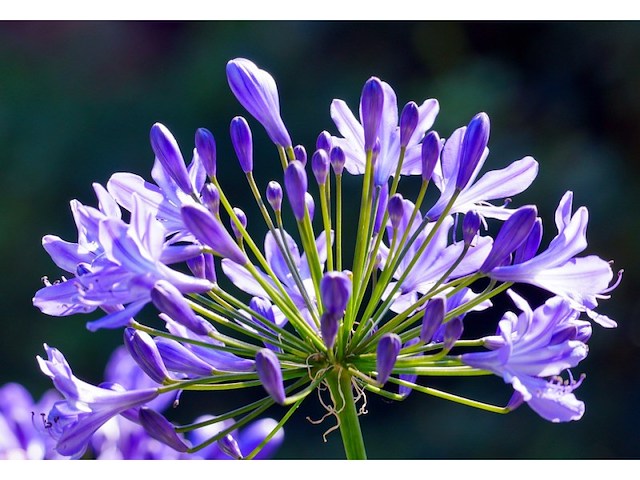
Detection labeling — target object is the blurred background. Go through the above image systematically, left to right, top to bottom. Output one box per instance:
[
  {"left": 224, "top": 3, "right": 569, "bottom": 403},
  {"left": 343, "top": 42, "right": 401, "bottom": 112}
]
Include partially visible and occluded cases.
[{"left": 0, "top": 21, "right": 638, "bottom": 459}]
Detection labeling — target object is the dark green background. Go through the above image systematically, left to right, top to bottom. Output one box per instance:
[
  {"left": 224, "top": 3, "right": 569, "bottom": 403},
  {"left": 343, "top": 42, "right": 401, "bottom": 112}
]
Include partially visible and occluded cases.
[{"left": 0, "top": 21, "right": 638, "bottom": 458}]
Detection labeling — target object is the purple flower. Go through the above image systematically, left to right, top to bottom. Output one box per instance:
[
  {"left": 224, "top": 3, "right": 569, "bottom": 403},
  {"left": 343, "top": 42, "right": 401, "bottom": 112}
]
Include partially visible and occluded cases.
[
  {"left": 226, "top": 58, "right": 292, "bottom": 148},
  {"left": 330, "top": 79, "right": 439, "bottom": 185},
  {"left": 230, "top": 116, "right": 253, "bottom": 174},
  {"left": 427, "top": 124, "right": 539, "bottom": 221},
  {"left": 195, "top": 127, "right": 217, "bottom": 178},
  {"left": 284, "top": 160, "right": 308, "bottom": 221},
  {"left": 488, "top": 192, "right": 619, "bottom": 327},
  {"left": 34, "top": 194, "right": 213, "bottom": 331},
  {"left": 320, "top": 271, "right": 352, "bottom": 317},
  {"left": 462, "top": 291, "right": 591, "bottom": 422},
  {"left": 37, "top": 344, "right": 159, "bottom": 458},
  {"left": 0, "top": 383, "right": 61, "bottom": 459}
]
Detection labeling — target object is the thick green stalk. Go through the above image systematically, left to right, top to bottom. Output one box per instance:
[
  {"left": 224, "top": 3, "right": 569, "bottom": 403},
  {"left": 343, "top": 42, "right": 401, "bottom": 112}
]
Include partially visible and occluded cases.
[{"left": 324, "top": 368, "right": 367, "bottom": 460}]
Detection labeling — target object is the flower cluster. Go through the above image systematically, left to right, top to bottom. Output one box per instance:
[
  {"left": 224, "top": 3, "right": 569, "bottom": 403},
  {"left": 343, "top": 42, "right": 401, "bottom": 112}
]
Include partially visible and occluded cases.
[{"left": 33, "top": 58, "right": 621, "bottom": 459}]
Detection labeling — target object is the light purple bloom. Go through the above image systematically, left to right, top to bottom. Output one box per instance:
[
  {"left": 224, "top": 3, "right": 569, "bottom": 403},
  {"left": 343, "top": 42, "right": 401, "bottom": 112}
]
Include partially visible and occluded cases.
[
  {"left": 226, "top": 58, "right": 292, "bottom": 148},
  {"left": 150, "top": 123, "right": 194, "bottom": 195},
  {"left": 427, "top": 125, "right": 539, "bottom": 221},
  {"left": 488, "top": 192, "right": 618, "bottom": 327},
  {"left": 34, "top": 194, "right": 212, "bottom": 331},
  {"left": 462, "top": 291, "right": 591, "bottom": 422},
  {"left": 37, "top": 344, "right": 159, "bottom": 458},
  {"left": 0, "top": 383, "right": 61, "bottom": 459}
]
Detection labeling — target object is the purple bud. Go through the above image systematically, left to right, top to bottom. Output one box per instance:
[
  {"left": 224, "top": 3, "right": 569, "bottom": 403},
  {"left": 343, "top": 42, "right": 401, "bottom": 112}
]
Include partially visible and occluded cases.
[
  {"left": 226, "top": 58, "right": 292, "bottom": 148},
  {"left": 361, "top": 77, "right": 385, "bottom": 152},
  {"left": 400, "top": 101, "right": 420, "bottom": 148},
  {"left": 456, "top": 113, "right": 490, "bottom": 190},
  {"left": 230, "top": 116, "right": 253, "bottom": 174},
  {"left": 150, "top": 123, "right": 193, "bottom": 194},
  {"left": 195, "top": 127, "right": 217, "bottom": 178},
  {"left": 316, "top": 130, "right": 333, "bottom": 153},
  {"left": 421, "top": 131, "right": 441, "bottom": 183},
  {"left": 293, "top": 145, "right": 307, "bottom": 165},
  {"left": 330, "top": 146, "right": 346, "bottom": 175},
  {"left": 312, "top": 149, "right": 330, "bottom": 185},
  {"left": 284, "top": 160, "right": 308, "bottom": 221},
  {"left": 266, "top": 181, "right": 283, "bottom": 212},
  {"left": 201, "top": 183, "right": 220, "bottom": 216},
  {"left": 372, "top": 185, "right": 388, "bottom": 235},
  {"left": 305, "top": 193, "right": 315, "bottom": 221},
  {"left": 387, "top": 193, "right": 405, "bottom": 230},
  {"left": 182, "top": 203, "right": 248, "bottom": 265},
  {"left": 480, "top": 206, "right": 537, "bottom": 273},
  {"left": 230, "top": 207, "right": 247, "bottom": 240},
  {"left": 462, "top": 210, "right": 482, "bottom": 246},
  {"left": 513, "top": 218, "right": 542, "bottom": 264},
  {"left": 186, "top": 253, "right": 217, "bottom": 284},
  {"left": 320, "top": 271, "right": 352, "bottom": 317},
  {"left": 151, "top": 280, "right": 211, "bottom": 336},
  {"left": 420, "top": 297, "right": 445, "bottom": 343},
  {"left": 320, "top": 313, "right": 339, "bottom": 349},
  {"left": 443, "top": 317, "right": 464, "bottom": 352},
  {"left": 124, "top": 328, "right": 169, "bottom": 383},
  {"left": 376, "top": 333, "right": 401, "bottom": 385},
  {"left": 155, "top": 337, "right": 214, "bottom": 377},
  {"left": 255, "top": 348, "right": 286, "bottom": 405},
  {"left": 138, "top": 407, "right": 189, "bottom": 452},
  {"left": 219, "top": 434, "right": 243, "bottom": 460}
]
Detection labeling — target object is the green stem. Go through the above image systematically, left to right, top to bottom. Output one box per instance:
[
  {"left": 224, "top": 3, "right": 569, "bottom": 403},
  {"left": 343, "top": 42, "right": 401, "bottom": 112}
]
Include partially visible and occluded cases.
[{"left": 324, "top": 368, "right": 367, "bottom": 460}]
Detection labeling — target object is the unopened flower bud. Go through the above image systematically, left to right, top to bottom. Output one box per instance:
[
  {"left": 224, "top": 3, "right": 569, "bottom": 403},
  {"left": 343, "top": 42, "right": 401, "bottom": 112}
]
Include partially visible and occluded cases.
[
  {"left": 226, "top": 58, "right": 292, "bottom": 148},
  {"left": 361, "top": 77, "right": 384, "bottom": 152},
  {"left": 400, "top": 101, "right": 419, "bottom": 148},
  {"left": 456, "top": 112, "right": 490, "bottom": 190},
  {"left": 230, "top": 116, "right": 253, "bottom": 174},
  {"left": 150, "top": 123, "right": 193, "bottom": 195},
  {"left": 195, "top": 127, "right": 217, "bottom": 178},
  {"left": 316, "top": 131, "right": 333, "bottom": 153},
  {"left": 421, "top": 131, "right": 441, "bottom": 183},
  {"left": 294, "top": 145, "right": 307, "bottom": 165},
  {"left": 330, "top": 146, "right": 346, "bottom": 175},
  {"left": 312, "top": 149, "right": 330, "bottom": 185},
  {"left": 284, "top": 160, "right": 308, "bottom": 221},
  {"left": 266, "top": 181, "right": 283, "bottom": 212},
  {"left": 201, "top": 183, "right": 220, "bottom": 216},
  {"left": 305, "top": 192, "right": 315, "bottom": 221},
  {"left": 388, "top": 193, "right": 405, "bottom": 231},
  {"left": 182, "top": 203, "right": 248, "bottom": 265},
  {"left": 480, "top": 206, "right": 537, "bottom": 273},
  {"left": 230, "top": 207, "right": 247, "bottom": 240},
  {"left": 462, "top": 210, "right": 481, "bottom": 246},
  {"left": 513, "top": 218, "right": 542, "bottom": 264},
  {"left": 320, "top": 271, "right": 352, "bottom": 317},
  {"left": 151, "top": 280, "right": 211, "bottom": 336},
  {"left": 420, "top": 297, "right": 446, "bottom": 343},
  {"left": 443, "top": 317, "right": 464, "bottom": 352},
  {"left": 124, "top": 328, "right": 169, "bottom": 383},
  {"left": 376, "top": 333, "right": 401, "bottom": 386},
  {"left": 155, "top": 337, "right": 214, "bottom": 377},
  {"left": 255, "top": 348, "right": 286, "bottom": 405},
  {"left": 138, "top": 407, "right": 189, "bottom": 452},
  {"left": 219, "top": 434, "right": 243, "bottom": 460}
]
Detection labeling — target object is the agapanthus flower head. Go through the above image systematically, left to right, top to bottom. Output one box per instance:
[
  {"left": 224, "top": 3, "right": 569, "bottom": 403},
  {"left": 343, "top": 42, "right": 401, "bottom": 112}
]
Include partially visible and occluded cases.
[{"left": 34, "top": 57, "right": 620, "bottom": 461}]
